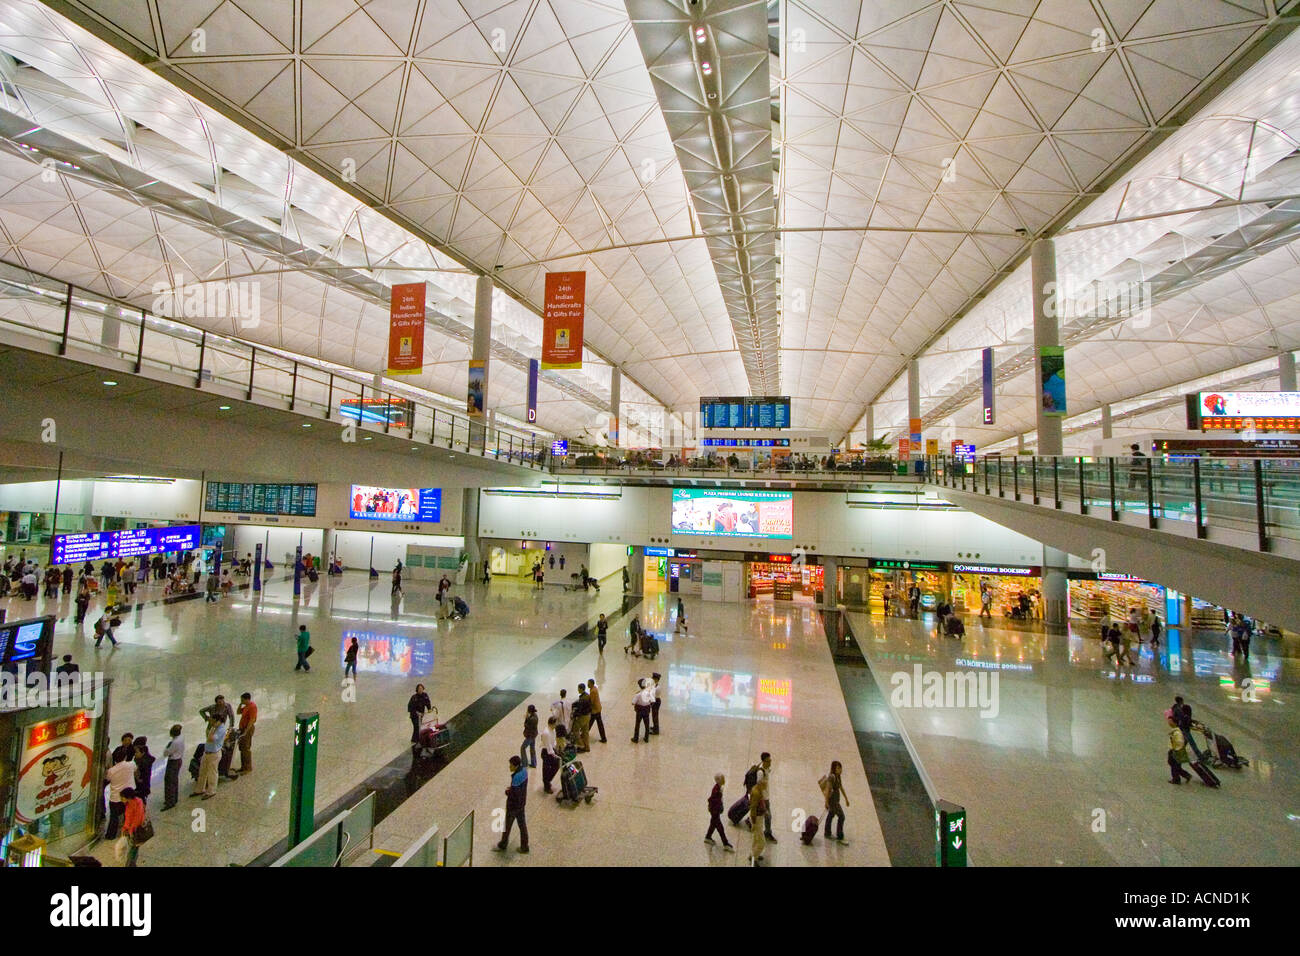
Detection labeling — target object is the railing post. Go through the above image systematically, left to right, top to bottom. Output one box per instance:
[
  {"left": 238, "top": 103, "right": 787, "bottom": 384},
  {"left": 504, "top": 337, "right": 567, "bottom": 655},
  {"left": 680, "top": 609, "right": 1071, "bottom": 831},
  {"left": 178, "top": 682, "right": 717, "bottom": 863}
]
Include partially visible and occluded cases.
[
  {"left": 58, "top": 283, "right": 73, "bottom": 355},
  {"left": 134, "top": 310, "right": 146, "bottom": 373},
  {"left": 195, "top": 330, "right": 207, "bottom": 388},
  {"left": 247, "top": 345, "right": 256, "bottom": 400},
  {"left": 289, "top": 362, "right": 298, "bottom": 411},
  {"left": 326, "top": 373, "right": 333, "bottom": 419},
  {"left": 384, "top": 393, "right": 392, "bottom": 434},
  {"left": 409, "top": 402, "right": 416, "bottom": 440},
  {"left": 430, "top": 408, "right": 437, "bottom": 444},
  {"left": 1031, "top": 456, "right": 1039, "bottom": 505},
  {"left": 1052, "top": 456, "right": 1061, "bottom": 509},
  {"left": 997, "top": 457, "right": 1004, "bottom": 497},
  {"left": 1077, "top": 457, "right": 1087, "bottom": 514},
  {"left": 1107, "top": 457, "right": 1118, "bottom": 520},
  {"left": 983, "top": 458, "right": 990, "bottom": 495},
  {"left": 1013, "top": 458, "right": 1019, "bottom": 500},
  {"left": 1146, "top": 458, "right": 1156, "bottom": 529},
  {"left": 1192, "top": 458, "right": 1206, "bottom": 538},
  {"left": 1254, "top": 458, "right": 1269, "bottom": 552}
]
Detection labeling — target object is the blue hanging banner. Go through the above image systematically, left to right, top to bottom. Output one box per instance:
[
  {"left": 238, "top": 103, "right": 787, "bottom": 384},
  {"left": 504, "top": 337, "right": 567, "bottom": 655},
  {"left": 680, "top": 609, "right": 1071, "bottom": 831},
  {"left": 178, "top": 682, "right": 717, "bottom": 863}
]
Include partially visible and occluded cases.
[
  {"left": 982, "top": 347, "right": 996, "bottom": 425},
  {"left": 526, "top": 358, "right": 539, "bottom": 424}
]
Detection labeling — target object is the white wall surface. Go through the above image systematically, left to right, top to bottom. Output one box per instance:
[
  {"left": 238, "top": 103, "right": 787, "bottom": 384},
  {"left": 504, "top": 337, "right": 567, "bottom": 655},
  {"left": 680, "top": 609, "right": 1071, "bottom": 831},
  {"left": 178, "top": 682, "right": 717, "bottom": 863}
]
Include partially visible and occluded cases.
[
  {"left": 0, "top": 478, "right": 200, "bottom": 521},
  {"left": 479, "top": 487, "right": 1046, "bottom": 565},
  {"left": 230, "top": 526, "right": 325, "bottom": 567},
  {"left": 587, "top": 542, "right": 626, "bottom": 581}
]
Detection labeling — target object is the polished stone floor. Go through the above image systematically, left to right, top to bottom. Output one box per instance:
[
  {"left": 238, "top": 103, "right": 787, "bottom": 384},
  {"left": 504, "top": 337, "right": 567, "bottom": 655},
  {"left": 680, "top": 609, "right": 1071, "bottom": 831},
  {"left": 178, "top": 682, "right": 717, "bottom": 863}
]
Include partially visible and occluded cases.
[
  {"left": 6, "top": 573, "right": 889, "bottom": 867},
  {"left": 847, "top": 609, "right": 1300, "bottom": 866}
]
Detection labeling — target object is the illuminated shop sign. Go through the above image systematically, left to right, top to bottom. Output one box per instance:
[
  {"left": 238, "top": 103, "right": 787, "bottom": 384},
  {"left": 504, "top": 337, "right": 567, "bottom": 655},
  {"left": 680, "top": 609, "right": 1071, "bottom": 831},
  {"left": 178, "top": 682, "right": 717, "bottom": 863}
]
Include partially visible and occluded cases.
[{"left": 952, "top": 564, "right": 1039, "bottom": 576}]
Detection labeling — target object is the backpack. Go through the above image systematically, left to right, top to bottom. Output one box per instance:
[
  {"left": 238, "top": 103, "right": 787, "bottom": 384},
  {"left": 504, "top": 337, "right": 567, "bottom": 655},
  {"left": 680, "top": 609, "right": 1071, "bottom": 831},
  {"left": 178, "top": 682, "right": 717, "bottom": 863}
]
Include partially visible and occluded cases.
[
  {"left": 743, "top": 764, "right": 760, "bottom": 791},
  {"left": 818, "top": 774, "right": 831, "bottom": 799}
]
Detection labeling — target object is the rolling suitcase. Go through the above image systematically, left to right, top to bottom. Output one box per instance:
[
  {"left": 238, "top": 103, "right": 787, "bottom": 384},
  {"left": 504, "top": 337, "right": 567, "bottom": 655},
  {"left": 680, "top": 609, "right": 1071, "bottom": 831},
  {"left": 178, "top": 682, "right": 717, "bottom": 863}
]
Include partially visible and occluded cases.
[
  {"left": 558, "top": 760, "right": 596, "bottom": 805},
  {"left": 1190, "top": 760, "right": 1221, "bottom": 788},
  {"left": 727, "top": 793, "right": 750, "bottom": 826},
  {"left": 801, "top": 815, "right": 820, "bottom": 845}
]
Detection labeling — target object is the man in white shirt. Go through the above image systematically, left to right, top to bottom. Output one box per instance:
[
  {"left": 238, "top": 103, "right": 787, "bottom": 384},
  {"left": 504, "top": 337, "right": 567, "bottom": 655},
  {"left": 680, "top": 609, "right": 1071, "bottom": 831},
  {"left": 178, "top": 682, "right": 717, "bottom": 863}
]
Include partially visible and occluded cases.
[
  {"left": 632, "top": 679, "right": 655, "bottom": 743},
  {"left": 550, "top": 688, "right": 570, "bottom": 732},
  {"left": 539, "top": 716, "right": 560, "bottom": 794},
  {"left": 161, "top": 723, "right": 184, "bottom": 810},
  {"left": 103, "top": 757, "right": 135, "bottom": 839}
]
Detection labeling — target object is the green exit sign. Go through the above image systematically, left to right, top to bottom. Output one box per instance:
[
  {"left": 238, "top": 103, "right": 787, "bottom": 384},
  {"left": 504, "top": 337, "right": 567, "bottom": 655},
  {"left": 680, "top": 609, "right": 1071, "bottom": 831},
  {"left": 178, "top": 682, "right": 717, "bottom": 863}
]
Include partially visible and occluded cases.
[
  {"left": 289, "top": 712, "right": 320, "bottom": 848},
  {"left": 935, "top": 800, "right": 967, "bottom": 867}
]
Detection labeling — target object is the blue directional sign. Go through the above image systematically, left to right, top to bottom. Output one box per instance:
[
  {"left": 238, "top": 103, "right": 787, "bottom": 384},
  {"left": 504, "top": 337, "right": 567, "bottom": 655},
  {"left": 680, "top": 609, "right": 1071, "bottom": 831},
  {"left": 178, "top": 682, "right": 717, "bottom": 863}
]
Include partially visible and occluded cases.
[{"left": 51, "top": 524, "right": 201, "bottom": 564}]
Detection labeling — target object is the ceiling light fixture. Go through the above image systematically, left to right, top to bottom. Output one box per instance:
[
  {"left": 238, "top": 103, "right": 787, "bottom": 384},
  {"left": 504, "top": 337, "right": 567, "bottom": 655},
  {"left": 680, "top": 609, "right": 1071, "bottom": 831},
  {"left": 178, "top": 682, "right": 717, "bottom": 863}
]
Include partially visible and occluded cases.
[
  {"left": 695, "top": 27, "right": 706, "bottom": 43},
  {"left": 701, "top": 61, "right": 712, "bottom": 75},
  {"left": 102, "top": 380, "right": 117, "bottom": 386},
  {"left": 218, "top": 405, "right": 231, "bottom": 410},
  {"left": 302, "top": 423, "right": 312, "bottom": 428}
]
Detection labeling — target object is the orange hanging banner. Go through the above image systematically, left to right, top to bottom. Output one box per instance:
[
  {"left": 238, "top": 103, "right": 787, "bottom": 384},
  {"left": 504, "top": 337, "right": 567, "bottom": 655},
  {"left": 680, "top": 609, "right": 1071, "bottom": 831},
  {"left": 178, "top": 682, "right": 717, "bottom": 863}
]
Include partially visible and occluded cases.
[
  {"left": 542, "top": 271, "right": 585, "bottom": 370},
  {"left": 387, "top": 282, "right": 426, "bottom": 375}
]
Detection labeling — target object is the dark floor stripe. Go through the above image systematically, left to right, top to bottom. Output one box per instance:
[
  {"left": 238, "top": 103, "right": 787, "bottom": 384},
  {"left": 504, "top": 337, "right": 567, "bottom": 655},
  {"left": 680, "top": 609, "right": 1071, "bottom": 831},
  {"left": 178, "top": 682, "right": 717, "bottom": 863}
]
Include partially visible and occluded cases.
[
  {"left": 246, "top": 593, "right": 643, "bottom": 866},
  {"left": 820, "top": 609, "right": 936, "bottom": 867}
]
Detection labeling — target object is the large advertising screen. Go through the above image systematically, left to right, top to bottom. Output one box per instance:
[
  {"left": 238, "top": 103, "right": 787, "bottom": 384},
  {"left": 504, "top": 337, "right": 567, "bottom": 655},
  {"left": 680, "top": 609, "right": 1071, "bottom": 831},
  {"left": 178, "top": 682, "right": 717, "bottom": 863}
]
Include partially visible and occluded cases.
[
  {"left": 1199, "top": 391, "right": 1300, "bottom": 430},
  {"left": 349, "top": 485, "right": 441, "bottom": 523},
  {"left": 671, "top": 488, "right": 792, "bottom": 539},
  {"left": 52, "top": 525, "right": 201, "bottom": 564},
  {"left": 339, "top": 631, "right": 433, "bottom": 677}
]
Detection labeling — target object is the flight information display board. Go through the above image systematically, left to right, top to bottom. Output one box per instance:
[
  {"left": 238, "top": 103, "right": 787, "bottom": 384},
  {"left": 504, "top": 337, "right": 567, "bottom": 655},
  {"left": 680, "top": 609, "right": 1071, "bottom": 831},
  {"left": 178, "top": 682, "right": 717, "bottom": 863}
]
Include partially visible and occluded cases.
[
  {"left": 700, "top": 396, "right": 791, "bottom": 429},
  {"left": 205, "top": 482, "right": 318, "bottom": 516},
  {"left": 52, "top": 525, "right": 201, "bottom": 564}
]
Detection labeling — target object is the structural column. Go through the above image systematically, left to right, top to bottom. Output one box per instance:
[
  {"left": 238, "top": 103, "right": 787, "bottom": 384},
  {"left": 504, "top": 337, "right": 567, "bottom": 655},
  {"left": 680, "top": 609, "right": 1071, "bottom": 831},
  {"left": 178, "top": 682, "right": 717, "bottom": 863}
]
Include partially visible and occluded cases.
[
  {"left": 1031, "top": 238, "right": 1064, "bottom": 456},
  {"left": 471, "top": 275, "right": 492, "bottom": 443},
  {"left": 1280, "top": 351, "right": 1297, "bottom": 391},
  {"left": 907, "top": 359, "right": 921, "bottom": 473},
  {"left": 609, "top": 367, "right": 621, "bottom": 447},
  {"left": 1100, "top": 403, "right": 1113, "bottom": 439},
  {"left": 865, "top": 406, "right": 874, "bottom": 444},
  {"left": 462, "top": 488, "right": 482, "bottom": 571},
  {"left": 322, "top": 528, "right": 333, "bottom": 564},
  {"left": 1042, "top": 545, "right": 1069, "bottom": 628},
  {"left": 820, "top": 556, "right": 838, "bottom": 607}
]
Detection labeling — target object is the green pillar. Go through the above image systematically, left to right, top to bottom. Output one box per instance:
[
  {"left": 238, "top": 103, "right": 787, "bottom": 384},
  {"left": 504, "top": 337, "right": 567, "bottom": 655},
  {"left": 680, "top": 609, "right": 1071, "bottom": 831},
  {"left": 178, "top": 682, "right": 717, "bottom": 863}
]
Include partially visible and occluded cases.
[
  {"left": 289, "top": 711, "right": 320, "bottom": 848},
  {"left": 935, "top": 799, "right": 967, "bottom": 867}
]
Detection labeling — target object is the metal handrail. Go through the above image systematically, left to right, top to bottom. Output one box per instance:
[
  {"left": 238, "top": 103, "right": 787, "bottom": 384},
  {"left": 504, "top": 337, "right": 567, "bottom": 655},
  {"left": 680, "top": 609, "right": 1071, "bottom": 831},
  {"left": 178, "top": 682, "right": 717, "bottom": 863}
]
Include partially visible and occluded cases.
[
  {"left": 0, "top": 259, "right": 553, "bottom": 468},
  {"left": 931, "top": 452, "right": 1300, "bottom": 550}
]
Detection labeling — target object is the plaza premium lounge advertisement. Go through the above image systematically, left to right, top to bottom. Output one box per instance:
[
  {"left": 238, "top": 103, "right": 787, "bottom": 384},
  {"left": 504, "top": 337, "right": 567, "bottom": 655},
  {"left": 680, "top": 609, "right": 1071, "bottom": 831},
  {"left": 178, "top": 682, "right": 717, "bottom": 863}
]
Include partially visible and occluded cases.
[{"left": 670, "top": 488, "right": 793, "bottom": 539}]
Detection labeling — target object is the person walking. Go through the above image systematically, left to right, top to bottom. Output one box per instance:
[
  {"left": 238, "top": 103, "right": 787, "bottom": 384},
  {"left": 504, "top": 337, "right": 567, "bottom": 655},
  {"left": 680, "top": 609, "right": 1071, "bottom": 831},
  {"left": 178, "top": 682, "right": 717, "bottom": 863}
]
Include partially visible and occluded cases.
[
  {"left": 1127, "top": 442, "right": 1147, "bottom": 491},
  {"left": 482, "top": 559, "right": 490, "bottom": 584},
  {"left": 61, "top": 564, "right": 73, "bottom": 595},
  {"left": 391, "top": 566, "right": 403, "bottom": 596},
  {"left": 205, "top": 571, "right": 220, "bottom": 603},
  {"left": 74, "top": 580, "right": 90, "bottom": 625},
  {"left": 908, "top": 583, "right": 921, "bottom": 618},
  {"left": 979, "top": 586, "right": 992, "bottom": 620},
  {"left": 675, "top": 596, "right": 688, "bottom": 633},
  {"left": 93, "top": 613, "right": 119, "bottom": 648},
  {"left": 595, "top": 613, "right": 608, "bottom": 654},
  {"left": 1150, "top": 614, "right": 1163, "bottom": 652},
  {"left": 625, "top": 616, "right": 641, "bottom": 654},
  {"left": 294, "top": 625, "right": 312, "bottom": 671},
  {"left": 343, "top": 637, "right": 359, "bottom": 681},
  {"left": 650, "top": 672, "right": 662, "bottom": 735},
  {"left": 587, "top": 678, "right": 606, "bottom": 743},
  {"left": 632, "top": 678, "right": 654, "bottom": 743},
  {"left": 407, "top": 683, "right": 432, "bottom": 744},
  {"left": 571, "top": 684, "right": 592, "bottom": 752},
  {"left": 235, "top": 692, "right": 257, "bottom": 775},
  {"left": 521, "top": 704, "right": 539, "bottom": 768},
  {"left": 191, "top": 711, "right": 226, "bottom": 800},
  {"left": 1167, "top": 713, "right": 1192, "bottom": 784},
  {"left": 539, "top": 716, "right": 560, "bottom": 793},
  {"left": 161, "top": 723, "right": 183, "bottom": 811},
  {"left": 132, "top": 737, "right": 155, "bottom": 806},
  {"left": 757, "top": 752, "right": 776, "bottom": 842},
  {"left": 103, "top": 753, "right": 135, "bottom": 839},
  {"left": 493, "top": 755, "right": 530, "bottom": 854},
  {"left": 821, "top": 760, "right": 849, "bottom": 843},
  {"left": 704, "top": 773, "right": 734, "bottom": 850},
  {"left": 748, "top": 778, "right": 769, "bottom": 865},
  {"left": 118, "top": 787, "right": 146, "bottom": 867}
]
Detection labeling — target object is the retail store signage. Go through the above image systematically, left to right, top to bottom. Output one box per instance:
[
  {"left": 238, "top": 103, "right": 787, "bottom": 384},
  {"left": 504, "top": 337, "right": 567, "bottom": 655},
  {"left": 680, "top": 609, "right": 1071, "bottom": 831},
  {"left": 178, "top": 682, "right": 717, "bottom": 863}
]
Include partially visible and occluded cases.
[
  {"left": 644, "top": 547, "right": 675, "bottom": 557},
  {"left": 766, "top": 554, "right": 793, "bottom": 564},
  {"left": 869, "top": 559, "right": 945, "bottom": 571},
  {"left": 952, "top": 563, "right": 1038, "bottom": 576},
  {"left": 1068, "top": 571, "right": 1150, "bottom": 583}
]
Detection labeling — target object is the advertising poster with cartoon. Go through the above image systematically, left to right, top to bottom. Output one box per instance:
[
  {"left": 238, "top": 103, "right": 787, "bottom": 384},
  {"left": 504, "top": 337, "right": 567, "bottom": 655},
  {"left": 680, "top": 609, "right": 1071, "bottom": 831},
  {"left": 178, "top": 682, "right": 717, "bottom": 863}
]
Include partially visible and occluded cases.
[{"left": 15, "top": 711, "right": 95, "bottom": 824}]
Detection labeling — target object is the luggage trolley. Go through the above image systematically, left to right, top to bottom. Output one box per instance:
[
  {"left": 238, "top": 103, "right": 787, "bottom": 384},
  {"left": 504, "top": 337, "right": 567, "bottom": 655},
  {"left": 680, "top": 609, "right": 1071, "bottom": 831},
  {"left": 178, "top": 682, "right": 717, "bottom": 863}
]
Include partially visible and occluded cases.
[
  {"left": 416, "top": 708, "right": 453, "bottom": 759},
  {"left": 556, "top": 759, "right": 597, "bottom": 806}
]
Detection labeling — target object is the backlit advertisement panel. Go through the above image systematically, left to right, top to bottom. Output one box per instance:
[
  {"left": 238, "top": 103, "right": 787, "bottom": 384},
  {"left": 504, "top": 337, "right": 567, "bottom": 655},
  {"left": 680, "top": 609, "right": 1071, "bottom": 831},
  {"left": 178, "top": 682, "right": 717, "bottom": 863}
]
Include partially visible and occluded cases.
[
  {"left": 349, "top": 486, "right": 441, "bottom": 523},
  {"left": 670, "top": 488, "right": 792, "bottom": 539}
]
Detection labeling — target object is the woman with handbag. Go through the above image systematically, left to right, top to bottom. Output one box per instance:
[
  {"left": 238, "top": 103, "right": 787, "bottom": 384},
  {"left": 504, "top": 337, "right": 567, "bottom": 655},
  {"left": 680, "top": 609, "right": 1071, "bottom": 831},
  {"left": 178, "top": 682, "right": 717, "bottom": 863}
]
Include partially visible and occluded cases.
[
  {"left": 407, "top": 684, "right": 432, "bottom": 743},
  {"left": 118, "top": 787, "right": 151, "bottom": 866}
]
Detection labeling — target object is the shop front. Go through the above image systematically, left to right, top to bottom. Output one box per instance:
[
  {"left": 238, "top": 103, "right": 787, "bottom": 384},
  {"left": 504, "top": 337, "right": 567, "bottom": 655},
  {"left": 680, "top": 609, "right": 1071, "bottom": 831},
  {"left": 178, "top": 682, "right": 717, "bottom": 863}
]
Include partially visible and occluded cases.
[
  {"left": 643, "top": 548, "right": 702, "bottom": 594},
  {"left": 746, "top": 553, "right": 823, "bottom": 602},
  {"left": 867, "top": 559, "right": 947, "bottom": 616},
  {"left": 951, "top": 563, "right": 1043, "bottom": 619},
  {"left": 1067, "top": 572, "right": 1166, "bottom": 629}
]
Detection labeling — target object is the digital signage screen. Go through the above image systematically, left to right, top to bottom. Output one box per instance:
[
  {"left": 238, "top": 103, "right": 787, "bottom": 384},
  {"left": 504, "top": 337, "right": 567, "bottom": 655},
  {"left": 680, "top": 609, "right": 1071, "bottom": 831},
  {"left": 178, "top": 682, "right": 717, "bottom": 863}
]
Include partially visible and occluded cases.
[
  {"left": 1198, "top": 391, "right": 1300, "bottom": 431},
  {"left": 700, "top": 396, "right": 791, "bottom": 429},
  {"left": 205, "top": 482, "right": 317, "bottom": 517},
  {"left": 349, "top": 485, "right": 441, "bottom": 523},
  {"left": 670, "top": 488, "right": 792, "bottom": 539},
  {"left": 51, "top": 525, "right": 201, "bottom": 564}
]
